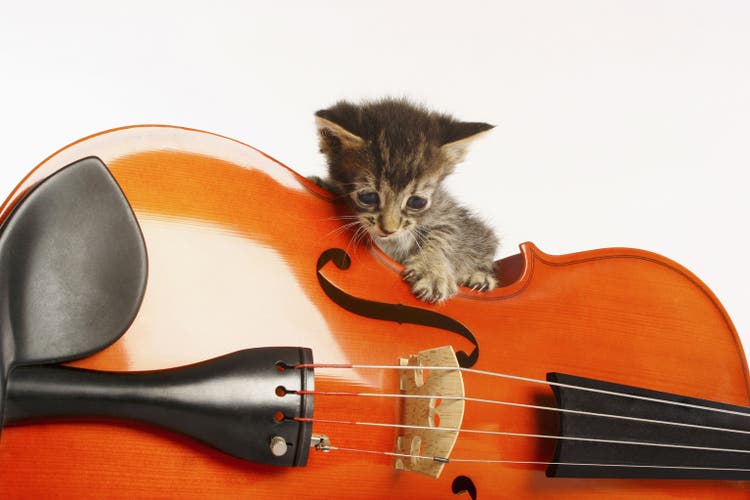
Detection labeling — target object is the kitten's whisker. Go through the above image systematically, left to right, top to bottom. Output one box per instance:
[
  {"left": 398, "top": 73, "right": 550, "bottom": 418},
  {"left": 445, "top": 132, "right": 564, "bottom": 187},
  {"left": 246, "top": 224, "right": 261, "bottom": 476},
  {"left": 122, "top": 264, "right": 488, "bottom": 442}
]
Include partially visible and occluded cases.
[
  {"left": 322, "top": 215, "right": 361, "bottom": 221},
  {"left": 325, "top": 220, "right": 361, "bottom": 238},
  {"left": 331, "top": 220, "right": 361, "bottom": 229},
  {"left": 326, "top": 224, "right": 358, "bottom": 238},
  {"left": 346, "top": 225, "right": 368, "bottom": 255},
  {"left": 356, "top": 226, "right": 371, "bottom": 249},
  {"left": 413, "top": 226, "right": 428, "bottom": 248},
  {"left": 344, "top": 227, "right": 358, "bottom": 253},
  {"left": 359, "top": 227, "right": 373, "bottom": 250},
  {"left": 409, "top": 229, "right": 422, "bottom": 252}
]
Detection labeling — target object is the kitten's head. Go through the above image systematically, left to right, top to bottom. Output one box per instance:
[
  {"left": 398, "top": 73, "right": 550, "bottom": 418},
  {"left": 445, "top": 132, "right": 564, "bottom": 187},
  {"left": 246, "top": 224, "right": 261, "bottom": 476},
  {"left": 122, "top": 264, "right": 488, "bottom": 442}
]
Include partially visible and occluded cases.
[{"left": 316, "top": 98, "right": 493, "bottom": 242}]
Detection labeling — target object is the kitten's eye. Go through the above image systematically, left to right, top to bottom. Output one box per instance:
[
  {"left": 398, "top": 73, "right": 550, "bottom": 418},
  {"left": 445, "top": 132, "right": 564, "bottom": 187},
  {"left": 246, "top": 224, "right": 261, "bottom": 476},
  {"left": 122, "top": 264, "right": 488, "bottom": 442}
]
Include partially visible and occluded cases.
[
  {"left": 357, "top": 191, "right": 380, "bottom": 207},
  {"left": 406, "top": 195, "right": 428, "bottom": 210}
]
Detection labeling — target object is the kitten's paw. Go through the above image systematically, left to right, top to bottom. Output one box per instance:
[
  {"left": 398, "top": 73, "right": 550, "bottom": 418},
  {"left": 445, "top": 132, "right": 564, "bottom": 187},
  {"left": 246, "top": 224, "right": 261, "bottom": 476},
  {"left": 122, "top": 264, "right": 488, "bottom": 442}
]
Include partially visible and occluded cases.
[
  {"left": 306, "top": 175, "right": 339, "bottom": 194},
  {"left": 307, "top": 175, "right": 324, "bottom": 185},
  {"left": 403, "top": 265, "right": 458, "bottom": 303},
  {"left": 460, "top": 270, "right": 498, "bottom": 292}
]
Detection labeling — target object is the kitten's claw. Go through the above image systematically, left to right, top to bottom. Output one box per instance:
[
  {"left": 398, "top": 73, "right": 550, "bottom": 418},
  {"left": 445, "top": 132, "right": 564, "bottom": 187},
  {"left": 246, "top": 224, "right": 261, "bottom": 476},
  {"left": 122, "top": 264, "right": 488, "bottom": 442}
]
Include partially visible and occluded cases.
[
  {"left": 404, "top": 267, "right": 458, "bottom": 303},
  {"left": 461, "top": 271, "right": 498, "bottom": 294},
  {"left": 415, "top": 283, "right": 456, "bottom": 303}
]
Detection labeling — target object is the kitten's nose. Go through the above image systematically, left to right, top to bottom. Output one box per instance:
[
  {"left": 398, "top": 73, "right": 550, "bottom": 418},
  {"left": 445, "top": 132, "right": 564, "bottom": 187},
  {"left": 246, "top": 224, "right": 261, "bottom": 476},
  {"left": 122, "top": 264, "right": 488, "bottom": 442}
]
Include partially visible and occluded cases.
[{"left": 378, "top": 212, "right": 401, "bottom": 236}]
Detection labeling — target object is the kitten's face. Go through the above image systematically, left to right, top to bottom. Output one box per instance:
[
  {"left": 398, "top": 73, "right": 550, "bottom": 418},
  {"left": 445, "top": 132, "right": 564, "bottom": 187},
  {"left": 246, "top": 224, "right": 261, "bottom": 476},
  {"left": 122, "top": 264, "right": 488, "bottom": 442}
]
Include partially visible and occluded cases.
[
  {"left": 315, "top": 99, "right": 492, "bottom": 245},
  {"left": 347, "top": 172, "right": 440, "bottom": 243}
]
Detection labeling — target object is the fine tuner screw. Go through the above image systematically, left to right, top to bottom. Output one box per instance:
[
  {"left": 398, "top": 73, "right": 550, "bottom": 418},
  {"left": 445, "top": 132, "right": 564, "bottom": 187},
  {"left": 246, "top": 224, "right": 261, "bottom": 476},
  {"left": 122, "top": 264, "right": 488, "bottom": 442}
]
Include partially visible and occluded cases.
[{"left": 269, "top": 436, "right": 288, "bottom": 457}]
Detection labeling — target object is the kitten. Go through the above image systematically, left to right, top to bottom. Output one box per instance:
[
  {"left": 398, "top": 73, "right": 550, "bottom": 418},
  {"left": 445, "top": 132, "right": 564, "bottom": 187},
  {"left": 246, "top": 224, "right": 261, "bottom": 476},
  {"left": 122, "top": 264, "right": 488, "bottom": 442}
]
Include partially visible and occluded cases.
[{"left": 313, "top": 98, "right": 498, "bottom": 303}]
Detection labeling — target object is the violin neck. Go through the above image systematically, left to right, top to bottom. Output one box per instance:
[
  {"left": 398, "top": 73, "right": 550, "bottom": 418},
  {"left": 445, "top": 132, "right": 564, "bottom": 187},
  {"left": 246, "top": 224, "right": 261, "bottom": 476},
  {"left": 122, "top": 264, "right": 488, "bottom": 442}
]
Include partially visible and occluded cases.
[{"left": 547, "top": 372, "right": 750, "bottom": 480}]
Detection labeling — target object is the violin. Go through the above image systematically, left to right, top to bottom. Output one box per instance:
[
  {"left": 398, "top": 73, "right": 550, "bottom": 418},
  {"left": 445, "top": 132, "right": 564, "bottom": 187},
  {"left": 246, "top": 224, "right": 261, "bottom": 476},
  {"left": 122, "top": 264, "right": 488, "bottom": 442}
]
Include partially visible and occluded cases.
[{"left": 0, "top": 125, "right": 748, "bottom": 498}]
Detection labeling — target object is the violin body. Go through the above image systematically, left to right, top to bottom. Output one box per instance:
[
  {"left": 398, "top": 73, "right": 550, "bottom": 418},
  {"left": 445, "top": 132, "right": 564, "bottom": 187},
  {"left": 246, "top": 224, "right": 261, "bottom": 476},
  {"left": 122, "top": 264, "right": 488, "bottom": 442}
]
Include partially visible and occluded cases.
[{"left": 0, "top": 126, "right": 747, "bottom": 498}]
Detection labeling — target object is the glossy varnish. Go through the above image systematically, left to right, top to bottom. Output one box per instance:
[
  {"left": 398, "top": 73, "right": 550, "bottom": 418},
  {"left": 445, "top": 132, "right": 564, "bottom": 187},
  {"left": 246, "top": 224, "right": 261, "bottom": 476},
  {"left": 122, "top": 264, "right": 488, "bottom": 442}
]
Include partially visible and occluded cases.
[{"left": 0, "top": 126, "right": 747, "bottom": 498}]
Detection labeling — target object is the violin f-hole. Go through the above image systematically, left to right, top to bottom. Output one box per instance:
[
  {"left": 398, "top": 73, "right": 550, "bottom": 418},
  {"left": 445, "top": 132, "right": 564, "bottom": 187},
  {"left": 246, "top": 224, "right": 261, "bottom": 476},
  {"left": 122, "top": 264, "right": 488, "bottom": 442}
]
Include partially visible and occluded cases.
[
  {"left": 316, "top": 248, "right": 481, "bottom": 368},
  {"left": 451, "top": 475, "right": 477, "bottom": 499}
]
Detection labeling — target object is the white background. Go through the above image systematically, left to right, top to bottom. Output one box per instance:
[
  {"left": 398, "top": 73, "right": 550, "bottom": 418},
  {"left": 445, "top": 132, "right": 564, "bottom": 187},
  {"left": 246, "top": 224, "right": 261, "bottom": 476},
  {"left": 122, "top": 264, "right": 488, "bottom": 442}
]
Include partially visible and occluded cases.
[{"left": 1, "top": 2, "right": 748, "bottom": 361}]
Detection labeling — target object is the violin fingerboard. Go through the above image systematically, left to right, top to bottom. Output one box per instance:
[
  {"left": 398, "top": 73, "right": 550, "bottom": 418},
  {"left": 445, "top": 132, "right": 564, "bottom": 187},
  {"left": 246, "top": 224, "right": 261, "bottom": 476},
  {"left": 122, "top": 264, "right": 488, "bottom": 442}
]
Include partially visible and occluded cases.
[{"left": 546, "top": 372, "right": 750, "bottom": 479}]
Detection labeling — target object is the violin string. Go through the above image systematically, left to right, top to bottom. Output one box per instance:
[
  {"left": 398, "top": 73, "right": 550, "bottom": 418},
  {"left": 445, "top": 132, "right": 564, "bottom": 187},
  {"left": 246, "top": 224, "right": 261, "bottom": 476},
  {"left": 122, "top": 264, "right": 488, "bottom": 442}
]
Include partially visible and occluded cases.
[
  {"left": 295, "top": 362, "right": 750, "bottom": 420},
  {"left": 294, "top": 390, "right": 750, "bottom": 437},
  {"left": 295, "top": 417, "right": 750, "bottom": 455},
  {"left": 323, "top": 445, "right": 750, "bottom": 472}
]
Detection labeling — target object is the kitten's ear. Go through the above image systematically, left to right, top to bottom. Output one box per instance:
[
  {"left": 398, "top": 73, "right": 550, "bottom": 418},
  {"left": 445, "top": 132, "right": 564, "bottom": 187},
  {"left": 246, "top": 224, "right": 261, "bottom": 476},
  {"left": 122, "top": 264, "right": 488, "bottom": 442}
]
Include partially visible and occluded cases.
[
  {"left": 315, "top": 115, "right": 365, "bottom": 155},
  {"left": 440, "top": 121, "right": 494, "bottom": 164}
]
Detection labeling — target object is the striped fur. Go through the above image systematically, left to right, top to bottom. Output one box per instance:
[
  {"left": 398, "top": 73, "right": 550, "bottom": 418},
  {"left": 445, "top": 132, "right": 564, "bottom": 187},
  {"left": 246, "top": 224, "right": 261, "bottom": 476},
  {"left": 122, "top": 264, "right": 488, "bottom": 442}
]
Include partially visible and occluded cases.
[{"left": 315, "top": 98, "right": 499, "bottom": 303}]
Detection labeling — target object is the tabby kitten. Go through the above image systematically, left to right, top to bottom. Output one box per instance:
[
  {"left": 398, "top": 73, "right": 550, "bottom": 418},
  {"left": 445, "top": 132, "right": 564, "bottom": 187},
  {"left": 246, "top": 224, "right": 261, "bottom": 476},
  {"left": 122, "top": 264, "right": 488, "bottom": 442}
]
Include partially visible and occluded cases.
[{"left": 314, "top": 98, "right": 498, "bottom": 303}]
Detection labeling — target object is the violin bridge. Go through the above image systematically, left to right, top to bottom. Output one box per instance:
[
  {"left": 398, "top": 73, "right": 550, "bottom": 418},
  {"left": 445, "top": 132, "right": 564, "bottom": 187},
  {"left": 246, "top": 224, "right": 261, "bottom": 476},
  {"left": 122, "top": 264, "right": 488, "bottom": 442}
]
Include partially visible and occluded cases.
[{"left": 394, "top": 345, "right": 465, "bottom": 478}]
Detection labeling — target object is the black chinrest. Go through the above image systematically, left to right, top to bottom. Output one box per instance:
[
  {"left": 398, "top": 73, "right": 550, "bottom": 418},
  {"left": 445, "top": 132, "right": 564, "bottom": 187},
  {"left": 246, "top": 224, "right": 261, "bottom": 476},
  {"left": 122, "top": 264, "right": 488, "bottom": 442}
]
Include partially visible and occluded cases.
[{"left": 0, "top": 157, "right": 148, "bottom": 427}]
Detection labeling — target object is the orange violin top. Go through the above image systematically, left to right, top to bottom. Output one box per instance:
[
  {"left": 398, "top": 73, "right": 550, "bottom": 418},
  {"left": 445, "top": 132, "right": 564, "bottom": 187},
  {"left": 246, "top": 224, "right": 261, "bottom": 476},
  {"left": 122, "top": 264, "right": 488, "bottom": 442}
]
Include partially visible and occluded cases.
[{"left": 0, "top": 125, "right": 747, "bottom": 498}]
